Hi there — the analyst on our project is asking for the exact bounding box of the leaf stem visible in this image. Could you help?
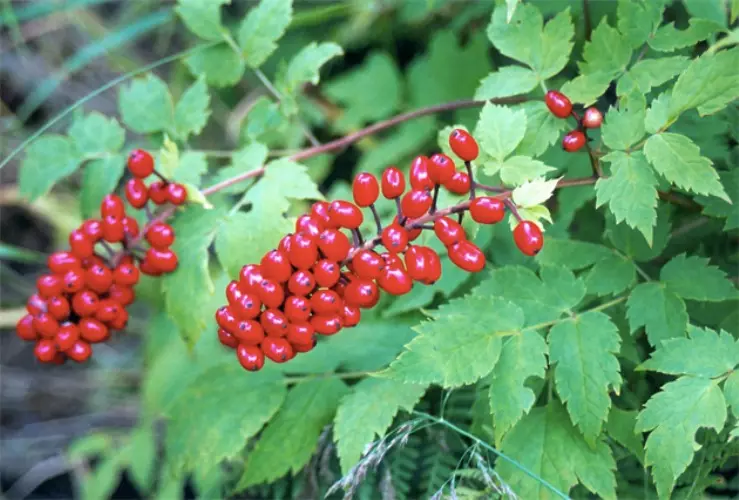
[369,204,383,234]
[503,198,523,222]
[465,161,476,199]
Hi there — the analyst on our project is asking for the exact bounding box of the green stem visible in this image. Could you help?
[282,370,370,384]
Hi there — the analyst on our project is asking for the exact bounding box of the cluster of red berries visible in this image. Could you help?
[545,90,603,153]
[217,129,546,371]
[125,149,188,208]
[15,149,186,363]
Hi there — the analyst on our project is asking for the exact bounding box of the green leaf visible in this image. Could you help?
[584,252,637,296]
[606,407,645,464]
[601,105,645,151]
[685,0,727,26]
[644,132,729,201]
[68,433,113,462]
[559,71,613,106]
[166,364,287,473]
[127,426,157,492]
[695,169,739,231]
[627,283,688,347]
[724,371,739,416]
[635,376,727,499]
[80,155,126,219]
[119,74,174,133]
[282,41,343,93]
[82,449,128,500]
[175,0,228,41]
[512,177,560,208]
[617,0,663,49]
[648,18,724,52]
[669,48,739,118]
[513,101,567,158]
[474,66,538,100]
[535,238,611,270]
[240,96,284,142]
[596,151,658,244]
[208,142,268,195]
[185,44,245,87]
[616,56,690,97]
[68,112,125,155]
[325,319,417,372]
[334,378,426,474]
[641,326,739,378]
[489,330,548,444]
[660,253,739,302]
[238,379,348,488]
[251,158,324,210]
[645,92,671,134]
[498,402,616,500]
[549,311,622,444]
[174,77,210,140]
[19,135,82,201]
[606,205,671,262]
[238,0,293,68]
[171,151,208,186]
[162,205,227,345]
[579,19,632,77]
[487,4,573,79]
[484,155,555,186]
[380,295,524,387]
[158,136,179,179]
[216,211,289,279]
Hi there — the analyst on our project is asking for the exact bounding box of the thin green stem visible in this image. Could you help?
[282,370,370,384]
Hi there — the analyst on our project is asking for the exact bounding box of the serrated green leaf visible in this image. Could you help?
[549,311,622,444]
[215,211,289,278]
[176,0,228,41]
[584,252,637,296]
[596,151,658,244]
[606,205,671,261]
[80,155,126,219]
[158,136,178,179]
[20,135,82,201]
[68,112,125,155]
[498,402,617,500]
[580,19,632,77]
[644,132,729,201]
[171,151,208,186]
[641,326,739,378]
[380,295,524,387]
[635,376,727,499]
[513,101,567,157]
[724,371,739,416]
[512,177,560,208]
[616,56,689,97]
[535,238,611,270]
[119,74,174,133]
[485,155,555,186]
[185,44,245,87]
[475,101,528,161]
[617,0,664,48]
[240,96,284,142]
[255,158,324,208]
[669,48,739,118]
[649,18,724,52]
[559,71,613,106]
[695,169,739,231]
[334,378,426,474]
[489,330,548,444]
[601,105,646,151]
[238,379,347,488]
[510,205,552,232]
[606,407,645,464]
[166,364,286,474]
[627,283,688,347]
[208,142,268,195]
[283,41,342,92]
[238,0,292,68]
[660,253,739,302]
[685,0,727,26]
[644,92,671,133]
[474,66,538,100]
[174,77,210,140]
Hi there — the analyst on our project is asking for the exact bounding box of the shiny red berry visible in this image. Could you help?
[288,269,317,296]
[102,215,125,243]
[582,107,603,128]
[400,190,432,218]
[82,255,106,269]
[125,178,149,209]
[149,181,169,205]
[86,264,114,294]
[284,295,311,322]
[72,290,99,317]
[422,247,442,284]
[261,337,294,362]
[470,197,505,224]
[95,299,121,323]
[429,153,456,184]
[55,323,79,351]
[67,340,92,362]
[128,149,155,178]
[404,246,429,282]
[218,328,239,349]
[37,274,62,298]
[433,216,466,246]
[123,216,140,238]
[563,130,586,152]
[353,173,380,207]
[109,308,129,330]
[167,183,187,205]
[328,200,364,229]
[287,322,315,346]
[235,319,266,344]
[310,314,343,336]
[261,249,293,283]
[239,264,264,293]
[225,280,244,306]
[448,240,486,272]
[352,250,385,280]
[113,263,139,286]
[381,224,409,254]
[16,314,37,341]
[35,339,58,363]
[449,129,479,162]
[410,155,435,191]
[295,214,324,239]
[145,248,178,273]
[69,230,94,258]
[79,318,109,343]
[26,294,46,316]
[233,293,261,320]
[47,251,81,274]
[81,220,104,242]
[215,306,238,334]
[145,221,175,249]
[341,304,361,327]
[237,344,265,370]
[278,234,292,254]
[378,265,413,296]
[257,278,285,308]
[261,309,289,337]
[289,232,319,270]
[513,221,544,256]
[310,201,331,225]
[381,166,406,199]
[100,194,125,218]
[545,90,573,118]
[317,229,351,262]
[108,284,134,306]
[33,312,59,337]
[380,251,403,268]
[62,268,86,293]
[343,278,380,309]
[47,296,70,321]
[310,289,342,315]
[312,259,340,288]
[444,171,471,195]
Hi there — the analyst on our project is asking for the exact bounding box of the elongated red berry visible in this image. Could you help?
[352,250,385,280]
[545,90,572,118]
[235,319,265,344]
[261,337,294,362]
[108,284,135,306]
[47,296,70,320]
[428,154,456,184]
[215,306,238,334]
[295,215,324,239]
[341,304,361,327]
[218,328,239,349]
[288,269,317,296]
[311,289,342,315]
[95,299,120,323]
[86,264,113,294]
[448,241,486,272]
[582,107,603,128]
[378,265,413,295]
[26,294,46,316]
[328,200,364,229]
[318,229,351,261]
[261,249,293,283]
[433,216,465,246]
[123,216,140,238]
[422,247,441,284]
[513,221,544,256]
[287,322,315,346]
[47,251,81,274]
[312,259,340,288]
[444,171,471,195]
[310,201,331,225]
[449,129,479,162]
[81,220,104,242]
[289,232,319,270]
[470,197,505,224]
[37,274,62,299]
[233,293,261,320]
[409,155,434,191]
[562,130,586,152]
[100,194,125,218]
[261,309,289,336]
[16,314,37,341]
[35,339,58,363]
[62,269,86,293]
[353,173,380,207]
[67,340,92,362]
[145,248,178,273]
[79,318,109,343]
[69,230,94,258]
[33,312,59,337]
[310,314,343,336]
[149,181,168,205]
[145,221,175,249]
[128,149,155,178]
[257,278,285,308]
[237,344,265,371]
[239,264,264,293]
[109,308,129,330]
[381,224,409,254]
[284,295,311,322]
[56,323,79,351]
[125,178,148,209]
[167,183,187,205]
[102,215,125,243]
[343,278,380,309]
[404,246,429,282]
[381,167,406,199]
[400,190,432,218]
[113,263,139,286]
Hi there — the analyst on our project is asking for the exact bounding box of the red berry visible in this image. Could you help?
[400,190,432,218]
[127,149,155,178]
[295,215,324,239]
[79,318,109,343]
[380,252,403,268]
[113,263,139,286]
[310,289,342,315]
[310,314,343,336]
[328,200,364,230]
[47,251,81,274]
[37,274,62,298]
[235,319,266,344]
[72,290,99,317]
[310,201,331,225]
[288,269,317,296]
[257,278,285,308]
[312,259,340,288]
[123,216,140,238]
[433,216,466,246]
[261,249,293,283]
[145,221,175,249]
[215,306,238,334]
[237,344,265,371]
[343,278,379,309]
[378,265,413,295]
[109,308,129,330]
[341,304,361,327]
[429,153,456,184]
[100,194,125,218]
[562,130,586,152]
[218,328,239,349]
[449,129,479,162]
[62,268,86,293]
[108,284,135,306]
[261,337,294,362]
[239,264,264,293]
[33,313,59,337]
[545,90,573,118]
[582,107,603,128]
[95,299,121,323]
[56,323,79,351]
[125,178,149,209]
[85,264,114,294]
[145,248,178,273]
[102,215,125,243]
[352,173,380,207]
[26,294,46,315]
[16,314,37,341]
[287,322,315,346]
[226,281,244,306]
[261,309,289,337]
[284,295,311,322]
[381,166,406,199]
[35,339,58,363]
[167,183,187,205]
[67,340,92,362]
[448,240,486,272]
[69,230,94,258]
[410,155,434,191]
[513,221,544,256]
[317,229,351,262]
[404,246,429,282]
[288,232,319,270]
[470,197,505,224]
[278,234,292,254]
[233,293,261,320]
[381,224,409,254]
[81,220,104,242]
[149,181,169,205]
[47,296,70,321]
[82,255,107,269]
[352,250,385,280]
[444,171,471,195]
[422,247,442,284]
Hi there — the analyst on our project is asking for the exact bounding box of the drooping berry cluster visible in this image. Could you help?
[545,90,603,153]
[217,129,546,372]
[125,149,188,208]
[15,149,186,363]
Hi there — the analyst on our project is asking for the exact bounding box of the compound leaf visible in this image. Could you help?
[119,74,174,133]
[238,0,293,68]
[176,0,228,41]
[627,283,688,347]
[660,253,739,302]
